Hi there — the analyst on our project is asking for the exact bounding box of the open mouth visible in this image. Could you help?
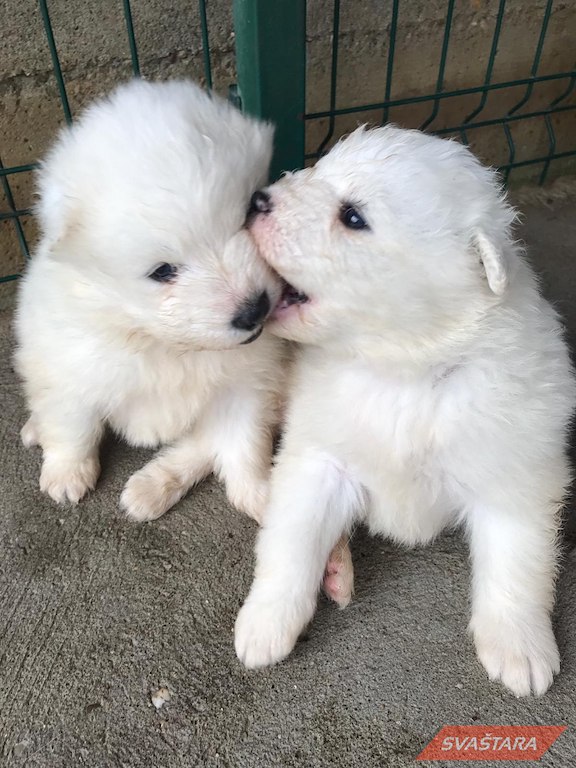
[275,279,310,313]
[240,326,264,344]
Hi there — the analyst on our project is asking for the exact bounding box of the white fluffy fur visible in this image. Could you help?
[235,125,575,697]
[14,79,285,522]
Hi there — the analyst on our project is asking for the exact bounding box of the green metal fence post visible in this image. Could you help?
[233,0,306,180]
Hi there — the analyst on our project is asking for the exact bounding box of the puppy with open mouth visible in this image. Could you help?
[15,79,284,523]
[235,125,575,697]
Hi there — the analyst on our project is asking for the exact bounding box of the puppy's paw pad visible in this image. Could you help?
[40,456,100,504]
[323,546,354,608]
[473,618,559,697]
[21,418,39,448]
[234,599,304,669]
[121,468,184,522]
[227,479,269,525]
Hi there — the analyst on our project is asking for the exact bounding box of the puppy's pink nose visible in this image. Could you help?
[248,190,273,216]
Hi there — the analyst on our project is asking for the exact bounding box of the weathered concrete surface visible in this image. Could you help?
[1,0,576,276]
[0,201,575,766]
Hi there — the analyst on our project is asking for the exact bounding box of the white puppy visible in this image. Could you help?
[15,79,284,523]
[235,126,575,696]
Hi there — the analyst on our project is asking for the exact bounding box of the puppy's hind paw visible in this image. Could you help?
[234,596,311,669]
[472,614,560,697]
[40,455,100,504]
[323,536,354,608]
[121,465,186,522]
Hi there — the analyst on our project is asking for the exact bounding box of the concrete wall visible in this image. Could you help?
[1,0,575,282]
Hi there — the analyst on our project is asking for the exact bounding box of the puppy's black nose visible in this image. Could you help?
[248,190,273,216]
[231,291,271,332]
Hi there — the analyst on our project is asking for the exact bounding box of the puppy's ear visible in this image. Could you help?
[45,214,86,262]
[38,200,86,263]
[473,229,508,296]
[35,168,89,263]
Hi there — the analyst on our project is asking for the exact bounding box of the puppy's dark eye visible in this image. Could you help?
[339,204,369,231]
[148,263,178,282]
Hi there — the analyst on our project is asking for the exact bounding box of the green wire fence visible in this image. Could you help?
[302,0,575,182]
[1,0,575,285]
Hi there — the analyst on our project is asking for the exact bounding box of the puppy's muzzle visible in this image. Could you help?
[246,190,273,225]
[232,290,271,336]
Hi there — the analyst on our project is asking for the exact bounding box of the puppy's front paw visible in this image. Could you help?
[21,418,39,448]
[40,455,100,504]
[471,614,560,697]
[121,465,185,522]
[235,596,310,669]
[227,479,269,525]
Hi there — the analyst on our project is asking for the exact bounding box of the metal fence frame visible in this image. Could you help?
[233,0,305,180]
[1,0,575,285]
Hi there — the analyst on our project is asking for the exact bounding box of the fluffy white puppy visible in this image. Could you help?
[235,125,575,696]
[15,79,284,523]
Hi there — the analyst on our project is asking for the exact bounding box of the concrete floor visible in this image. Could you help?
[1,201,575,767]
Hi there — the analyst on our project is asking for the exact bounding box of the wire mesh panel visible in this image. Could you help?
[0,0,218,287]
[305,0,576,184]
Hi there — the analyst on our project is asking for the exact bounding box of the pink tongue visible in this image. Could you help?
[272,298,293,317]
